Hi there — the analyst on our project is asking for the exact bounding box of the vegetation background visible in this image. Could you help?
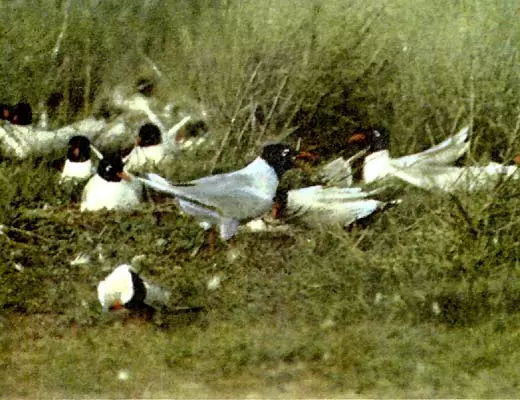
[1,0,520,397]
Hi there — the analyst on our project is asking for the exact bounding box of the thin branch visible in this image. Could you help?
[258,74,289,144]
[3,225,54,244]
[210,62,262,173]
[53,0,72,60]
[450,193,479,239]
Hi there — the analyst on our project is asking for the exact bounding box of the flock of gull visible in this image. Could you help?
[2,82,519,316]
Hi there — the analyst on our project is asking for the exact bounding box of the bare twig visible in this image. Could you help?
[257,74,289,144]
[53,0,72,60]
[3,225,53,244]
[450,193,479,239]
[141,53,165,80]
[210,62,262,173]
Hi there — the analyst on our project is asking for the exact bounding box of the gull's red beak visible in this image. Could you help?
[514,155,520,165]
[109,299,124,311]
[73,147,80,158]
[295,151,318,161]
[348,132,367,143]
[117,171,132,181]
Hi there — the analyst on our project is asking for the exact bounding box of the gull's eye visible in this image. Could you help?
[374,130,381,137]
[282,148,290,157]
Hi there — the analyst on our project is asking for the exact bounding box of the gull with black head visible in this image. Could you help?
[320,126,470,186]
[81,154,143,212]
[138,143,301,241]
[60,135,98,183]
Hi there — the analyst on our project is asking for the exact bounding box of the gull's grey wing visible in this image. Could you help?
[139,172,274,220]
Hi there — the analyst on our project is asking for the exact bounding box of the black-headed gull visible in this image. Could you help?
[9,102,32,125]
[0,102,32,125]
[123,123,165,171]
[81,155,143,212]
[321,126,470,185]
[59,136,98,183]
[123,117,193,172]
[138,143,299,240]
[97,264,170,312]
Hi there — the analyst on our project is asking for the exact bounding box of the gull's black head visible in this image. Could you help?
[370,129,390,152]
[137,123,162,147]
[98,155,126,182]
[11,102,32,125]
[260,143,296,178]
[67,136,91,162]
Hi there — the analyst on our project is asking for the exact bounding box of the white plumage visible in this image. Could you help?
[362,126,470,184]
[97,264,171,312]
[138,144,296,240]
[392,162,519,193]
[81,174,143,211]
[320,126,470,186]
[283,185,396,226]
[60,159,95,183]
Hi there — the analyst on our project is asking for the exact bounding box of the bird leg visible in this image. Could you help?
[208,227,216,254]
[272,200,281,219]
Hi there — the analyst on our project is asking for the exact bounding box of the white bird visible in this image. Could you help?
[276,185,399,227]
[123,123,166,172]
[59,136,97,183]
[97,264,170,312]
[123,117,192,172]
[81,155,143,212]
[0,116,107,159]
[138,143,299,240]
[320,126,470,185]
[391,161,519,193]
[0,123,66,159]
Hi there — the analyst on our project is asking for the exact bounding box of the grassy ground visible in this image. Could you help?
[2,0,520,397]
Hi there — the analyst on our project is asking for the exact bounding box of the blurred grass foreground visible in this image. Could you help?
[2,0,520,397]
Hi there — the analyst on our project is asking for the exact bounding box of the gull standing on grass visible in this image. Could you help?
[138,143,303,241]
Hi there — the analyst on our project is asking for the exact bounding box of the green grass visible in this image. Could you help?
[2,0,520,397]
